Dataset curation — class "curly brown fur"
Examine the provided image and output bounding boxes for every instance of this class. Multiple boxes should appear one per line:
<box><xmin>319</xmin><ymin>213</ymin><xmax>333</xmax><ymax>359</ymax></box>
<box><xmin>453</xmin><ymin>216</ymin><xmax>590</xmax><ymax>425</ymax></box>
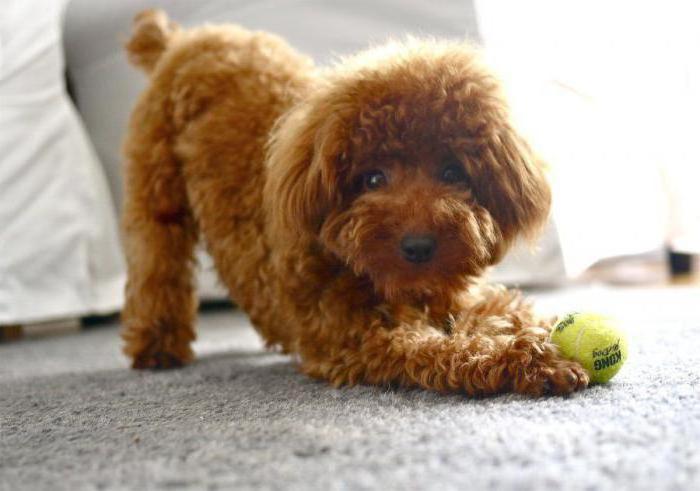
<box><xmin>121</xmin><ymin>10</ymin><xmax>588</xmax><ymax>396</ymax></box>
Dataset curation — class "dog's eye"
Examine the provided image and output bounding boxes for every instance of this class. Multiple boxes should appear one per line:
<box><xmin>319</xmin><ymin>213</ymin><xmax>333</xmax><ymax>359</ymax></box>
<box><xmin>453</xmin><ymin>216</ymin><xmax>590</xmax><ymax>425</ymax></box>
<box><xmin>363</xmin><ymin>170</ymin><xmax>387</xmax><ymax>190</ymax></box>
<box><xmin>440</xmin><ymin>162</ymin><xmax>469</xmax><ymax>185</ymax></box>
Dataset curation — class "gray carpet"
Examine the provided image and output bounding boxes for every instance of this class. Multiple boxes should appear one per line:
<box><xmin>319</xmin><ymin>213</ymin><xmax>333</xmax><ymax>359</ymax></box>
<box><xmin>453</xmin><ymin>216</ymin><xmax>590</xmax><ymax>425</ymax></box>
<box><xmin>1</xmin><ymin>285</ymin><xmax>699</xmax><ymax>490</ymax></box>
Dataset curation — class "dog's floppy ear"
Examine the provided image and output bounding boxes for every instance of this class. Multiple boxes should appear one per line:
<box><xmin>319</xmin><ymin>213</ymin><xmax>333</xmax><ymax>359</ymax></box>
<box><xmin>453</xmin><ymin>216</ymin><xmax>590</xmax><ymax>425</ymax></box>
<box><xmin>479</xmin><ymin>124</ymin><xmax>551</xmax><ymax>255</ymax></box>
<box><xmin>264</xmin><ymin>102</ymin><xmax>347</xmax><ymax>243</ymax></box>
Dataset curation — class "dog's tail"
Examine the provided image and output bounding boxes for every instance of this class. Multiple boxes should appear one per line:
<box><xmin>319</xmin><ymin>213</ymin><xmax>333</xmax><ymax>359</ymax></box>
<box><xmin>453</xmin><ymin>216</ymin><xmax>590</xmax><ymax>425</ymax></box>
<box><xmin>125</xmin><ymin>9</ymin><xmax>179</xmax><ymax>74</ymax></box>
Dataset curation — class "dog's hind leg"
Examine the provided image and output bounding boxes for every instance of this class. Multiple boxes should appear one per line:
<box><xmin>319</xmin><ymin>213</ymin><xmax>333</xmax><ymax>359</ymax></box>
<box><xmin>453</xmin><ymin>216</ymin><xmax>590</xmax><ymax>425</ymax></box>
<box><xmin>121</xmin><ymin>132</ymin><xmax>199</xmax><ymax>369</ymax></box>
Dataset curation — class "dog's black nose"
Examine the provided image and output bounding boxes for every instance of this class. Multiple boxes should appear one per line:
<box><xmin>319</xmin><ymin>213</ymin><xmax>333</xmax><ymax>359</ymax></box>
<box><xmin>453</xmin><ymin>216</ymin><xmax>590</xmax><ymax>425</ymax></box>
<box><xmin>400</xmin><ymin>235</ymin><xmax>436</xmax><ymax>264</ymax></box>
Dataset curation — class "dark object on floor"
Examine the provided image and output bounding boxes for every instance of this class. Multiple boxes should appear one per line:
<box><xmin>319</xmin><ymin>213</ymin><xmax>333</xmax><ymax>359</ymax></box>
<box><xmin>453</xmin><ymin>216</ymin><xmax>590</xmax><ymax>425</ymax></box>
<box><xmin>81</xmin><ymin>313</ymin><xmax>119</xmax><ymax>329</ymax></box>
<box><xmin>668</xmin><ymin>250</ymin><xmax>695</xmax><ymax>277</ymax></box>
<box><xmin>0</xmin><ymin>325</ymin><xmax>23</xmax><ymax>342</ymax></box>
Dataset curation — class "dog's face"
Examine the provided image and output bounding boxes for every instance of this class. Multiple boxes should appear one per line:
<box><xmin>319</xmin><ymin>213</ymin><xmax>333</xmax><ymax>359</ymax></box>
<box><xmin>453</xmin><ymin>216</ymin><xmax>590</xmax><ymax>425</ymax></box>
<box><xmin>266</xmin><ymin>41</ymin><xmax>550</xmax><ymax>301</ymax></box>
<box><xmin>319</xmin><ymin>137</ymin><xmax>503</xmax><ymax>301</ymax></box>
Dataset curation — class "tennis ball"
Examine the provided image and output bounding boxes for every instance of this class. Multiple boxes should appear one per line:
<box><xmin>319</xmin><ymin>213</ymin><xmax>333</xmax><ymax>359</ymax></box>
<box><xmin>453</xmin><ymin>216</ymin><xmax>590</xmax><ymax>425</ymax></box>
<box><xmin>550</xmin><ymin>312</ymin><xmax>628</xmax><ymax>383</ymax></box>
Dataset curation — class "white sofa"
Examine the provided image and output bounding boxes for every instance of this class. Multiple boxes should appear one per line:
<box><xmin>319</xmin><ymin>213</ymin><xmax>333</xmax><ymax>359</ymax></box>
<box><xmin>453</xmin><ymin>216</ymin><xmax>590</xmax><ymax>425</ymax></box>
<box><xmin>0</xmin><ymin>0</ymin><xmax>124</xmax><ymax>325</ymax></box>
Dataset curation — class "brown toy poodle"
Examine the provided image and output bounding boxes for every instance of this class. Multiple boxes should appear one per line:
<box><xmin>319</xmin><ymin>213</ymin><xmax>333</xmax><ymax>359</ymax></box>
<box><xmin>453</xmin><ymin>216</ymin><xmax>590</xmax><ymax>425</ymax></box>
<box><xmin>121</xmin><ymin>10</ymin><xmax>589</xmax><ymax>396</ymax></box>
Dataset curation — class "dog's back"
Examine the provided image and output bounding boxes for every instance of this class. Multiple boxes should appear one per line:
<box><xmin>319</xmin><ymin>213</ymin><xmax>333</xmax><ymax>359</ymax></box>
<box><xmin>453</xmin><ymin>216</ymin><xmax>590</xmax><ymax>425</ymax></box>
<box><xmin>121</xmin><ymin>11</ymin><xmax>315</xmax><ymax>363</ymax></box>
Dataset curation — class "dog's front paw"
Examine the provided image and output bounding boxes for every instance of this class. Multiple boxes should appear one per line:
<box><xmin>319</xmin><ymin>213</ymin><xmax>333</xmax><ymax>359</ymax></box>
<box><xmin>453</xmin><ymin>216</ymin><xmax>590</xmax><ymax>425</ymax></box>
<box><xmin>507</xmin><ymin>331</ymin><xmax>589</xmax><ymax>396</ymax></box>
<box><xmin>514</xmin><ymin>356</ymin><xmax>589</xmax><ymax>396</ymax></box>
<box><xmin>535</xmin><ymin>358</ymin><xmax>589</xmax><ymax>395</ymax></box>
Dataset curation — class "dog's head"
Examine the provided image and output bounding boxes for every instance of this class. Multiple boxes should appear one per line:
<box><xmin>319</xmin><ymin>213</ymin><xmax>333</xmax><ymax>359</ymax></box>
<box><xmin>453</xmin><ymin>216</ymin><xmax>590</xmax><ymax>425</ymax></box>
<box><xmin>265</xmin><ymin>40</ymin><xmax>550</xmax><ymax>301</ymax></box>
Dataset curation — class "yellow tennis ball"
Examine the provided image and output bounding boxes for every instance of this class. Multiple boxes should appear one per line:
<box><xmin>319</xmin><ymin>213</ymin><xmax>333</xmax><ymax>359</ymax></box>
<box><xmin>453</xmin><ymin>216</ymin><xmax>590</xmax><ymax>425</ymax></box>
<box><xmin>550</xmin><ymin>312</ymin><xmax>628</xmax><ymax>383</ymax></box>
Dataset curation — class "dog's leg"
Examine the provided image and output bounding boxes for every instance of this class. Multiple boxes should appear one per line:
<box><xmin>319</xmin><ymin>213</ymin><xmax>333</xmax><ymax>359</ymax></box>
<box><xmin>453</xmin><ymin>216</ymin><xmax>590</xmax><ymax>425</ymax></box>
<box><xmin>121</xmin><ymin>140</ymin><xmax>198</xmax><ymax>369</ymax></box>
<box><xmin>445</xmin><ymin>285</ymin><xmax>590</xmax><ymax>395</ymax></box>
<box><xmin>299</xmin><ymin>313</ymin><xmax>588</xmax><ymax>396</ymax></box>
